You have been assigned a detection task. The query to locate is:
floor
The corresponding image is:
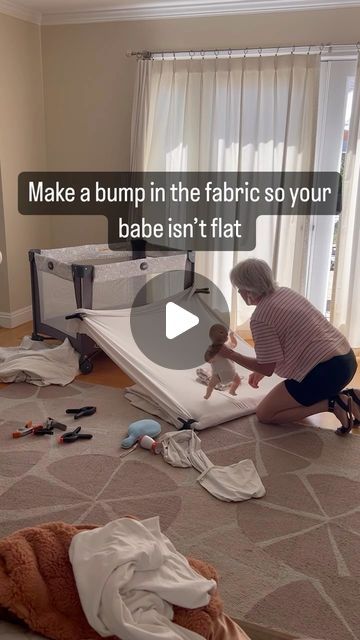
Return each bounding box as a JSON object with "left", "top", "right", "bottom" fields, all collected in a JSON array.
[
  {"left": 0, "top": 321, "right": 132, "bottom": 387},
  {"left": 1, "top": 321, "right": 359, "bottom": 640},
  {"left": 1, "top": 321, "right": 359, "bottom": 433}
]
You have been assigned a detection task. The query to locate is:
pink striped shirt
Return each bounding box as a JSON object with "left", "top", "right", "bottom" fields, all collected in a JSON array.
[{"left": 250, "top": 287, "right": 350, "bottom": 382}]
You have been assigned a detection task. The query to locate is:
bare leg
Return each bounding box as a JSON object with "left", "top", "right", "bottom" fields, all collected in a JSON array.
[
  {"left": 256, "top": 382, "right": 352, "bottom": 430},
  {"left": 229, "top": 374, "right": 241, "bottom": 396},
  {"left": 204, "top": 375, "right": 220, "bottom": 400}
]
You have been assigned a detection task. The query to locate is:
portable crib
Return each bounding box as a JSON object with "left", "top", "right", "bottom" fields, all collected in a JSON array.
[{"left": 29, "top": 244, "right": 195, "bottom": 373}]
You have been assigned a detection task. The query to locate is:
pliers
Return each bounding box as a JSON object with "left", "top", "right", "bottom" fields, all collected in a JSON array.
[
  {"left": 66, "top": 406, "right": 96, "bottom": 420},
  {"left": 46, "top": 417, "right": 67, "bottom": 431},
  {"left": 33, "top": 418, "right": 67, "bottom": 436},
  {"left": 58, "top": 426, "right": 93, "bottom": 444},
  {"left": 33, "top": 425, "right": 55, "bottom": 436}
]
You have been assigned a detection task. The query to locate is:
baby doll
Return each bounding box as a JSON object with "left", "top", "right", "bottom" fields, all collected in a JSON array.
[{"left": 204, "top": 324, "right": 241, "bottom": 400}]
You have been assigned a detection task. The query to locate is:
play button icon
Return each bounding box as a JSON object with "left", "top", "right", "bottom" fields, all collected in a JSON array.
[
  {"left": 130, "top": 270, "right": 230, "bottom": 370},
  {"left": 166, "top": 303, "right": 199, "bottom": 340}
]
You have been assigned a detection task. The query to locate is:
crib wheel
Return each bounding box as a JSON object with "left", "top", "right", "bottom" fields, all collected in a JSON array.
[{"left": 79, "top": 357, "right": 93, "bottom": 375}]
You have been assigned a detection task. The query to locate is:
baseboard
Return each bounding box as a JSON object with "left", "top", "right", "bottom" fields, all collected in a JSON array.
[{"left": 0, "top": 306, "right": 32, "bottom": 328}]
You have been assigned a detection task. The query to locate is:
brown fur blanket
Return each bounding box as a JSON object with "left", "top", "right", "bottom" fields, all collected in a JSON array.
[{"left": 0, "top": 521, "right": 223, "bottom": 640}]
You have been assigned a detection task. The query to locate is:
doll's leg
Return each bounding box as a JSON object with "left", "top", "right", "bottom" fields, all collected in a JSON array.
[
  {"left": 204, "top": 375, "right": 220, "bottom": 399},
  {"left": 229, "top": 374, "right": 241, "bottom": 396}
]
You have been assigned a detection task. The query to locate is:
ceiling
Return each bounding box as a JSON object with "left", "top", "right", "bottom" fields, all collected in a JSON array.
[{"left": 1, "top": 0, "right": 360, "bottom": 25}]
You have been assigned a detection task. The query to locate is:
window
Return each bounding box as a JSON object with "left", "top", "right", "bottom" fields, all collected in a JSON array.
[{"left": 306, "top": 59, "right": 357, "bottom": 316}]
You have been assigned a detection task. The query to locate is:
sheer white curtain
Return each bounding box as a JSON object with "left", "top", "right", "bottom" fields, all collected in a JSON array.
[
  {"left": 131, "top": 54, "right": 320, "bottom": 328},
  {"left": 331, "top": 56, "right": 360, "bottom": 348}
]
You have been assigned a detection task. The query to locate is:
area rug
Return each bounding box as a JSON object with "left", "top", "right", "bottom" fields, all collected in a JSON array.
[{"left": 1, "top": 381, "right": 360, "bottom": 640}]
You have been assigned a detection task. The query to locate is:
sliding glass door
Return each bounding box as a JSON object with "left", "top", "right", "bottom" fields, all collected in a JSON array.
[{"left": 306, "top": 58, "right": 357, "bottom": 316}]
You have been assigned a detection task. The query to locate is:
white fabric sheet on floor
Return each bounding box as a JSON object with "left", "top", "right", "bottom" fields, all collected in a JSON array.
[
  {"left": 75, "top": 287, "right": 281, "bottom": 430},
  {"left": 0, "top": 337, "right": 79, "bottom": 386},
  {"left": 69, "top": 516, "right": 215, "bottom": 640},
  {"left": 160, "top": 430, "right": 265, "bottom": 501}
]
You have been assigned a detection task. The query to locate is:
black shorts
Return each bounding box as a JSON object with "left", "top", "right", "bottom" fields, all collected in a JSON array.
[{"left": 284, "top": 350, "right": 358, "bottom": 407}]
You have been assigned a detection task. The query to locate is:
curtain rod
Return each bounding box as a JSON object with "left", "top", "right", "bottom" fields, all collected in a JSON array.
[{"left": 127, "top": 43, "right": 360, "bottom": 61}]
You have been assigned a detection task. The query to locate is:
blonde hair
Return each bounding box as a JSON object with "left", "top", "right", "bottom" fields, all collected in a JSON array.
[{"left": 230, "top": 259, "right": 277, "bottom": 297}]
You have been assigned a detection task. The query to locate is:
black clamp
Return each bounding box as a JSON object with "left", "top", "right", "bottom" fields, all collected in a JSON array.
[
  {"left": 65, "top": 312, "right": 85, "bottom": 321},
  {"left": 195, "top": 288, "right": 210, "bottom": 294},
  {"left": 177, "top": 418, "right": 197, "bottom": 430},
  {"left": 59, "top": 426, "right": 93, "bottom": 444},
  {"left": 66, "top": 406, "right": 97, "bottom": 419}
]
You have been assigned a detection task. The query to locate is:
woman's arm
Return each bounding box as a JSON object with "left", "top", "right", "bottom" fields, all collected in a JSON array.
[{"left": 219, "top": 346, "right": 275, "bottom": 377}]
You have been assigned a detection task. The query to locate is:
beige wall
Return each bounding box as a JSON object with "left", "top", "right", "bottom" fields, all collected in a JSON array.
[
  {"left": 41, "top": 6, "right": 360, "bottom": 247},
  {"left": 1, "top": 6, "right": 360, "bottom": 316},
  {"left": 0, "top": 12, "right": 51, "bottom": 316},
  {"left": 0, "top": 166, "right": 10, "bottom": 312}
]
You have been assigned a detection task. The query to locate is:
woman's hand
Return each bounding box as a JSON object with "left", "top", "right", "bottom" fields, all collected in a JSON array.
[
  {"left": 218, "top": 345, "right": 235, "bottom": 359},
  {"left": 248, "top": 372, "right": 265, "bottom": 388},
  {"left": 205, "top": 345, "right": 235, "bottom": 362}
]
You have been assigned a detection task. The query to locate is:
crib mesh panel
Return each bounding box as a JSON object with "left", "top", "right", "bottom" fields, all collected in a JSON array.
[
  {"left": 34, "top": 248, "right": 189, "bottom": 329},
  {"left": 37, "top": 267, "right": 78, "bottom": 336},
  {"left": 92, "top": 255, "right": 188, "bottom": 309}
]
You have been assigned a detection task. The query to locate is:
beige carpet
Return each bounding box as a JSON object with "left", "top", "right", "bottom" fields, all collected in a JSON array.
[{"left": 1, "top": 381, "right": 360, "bottom": 640}]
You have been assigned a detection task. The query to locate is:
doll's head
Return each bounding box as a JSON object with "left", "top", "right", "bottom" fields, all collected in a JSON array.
[{"left": 209, "top": 324, "right": 229, "bottom": 345}]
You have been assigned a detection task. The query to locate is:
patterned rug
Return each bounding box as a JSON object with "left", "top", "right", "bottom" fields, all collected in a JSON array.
[{"left": 1, "top": 381, "right": 360, "bottom": 640}]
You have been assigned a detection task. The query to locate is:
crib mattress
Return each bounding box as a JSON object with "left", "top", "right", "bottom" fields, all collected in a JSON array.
[{"left": 75, "top": 287, "right": 281, "bottom": 430}]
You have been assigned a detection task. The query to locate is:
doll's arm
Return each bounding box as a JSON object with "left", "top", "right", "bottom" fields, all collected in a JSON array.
[{"left": 228, "top": 331, "right": 237, "bottom": 349}]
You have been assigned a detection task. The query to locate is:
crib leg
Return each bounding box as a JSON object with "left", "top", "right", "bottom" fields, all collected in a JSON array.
[
  {"left": 31, "top": 333, "right": 44, "bottom": 341},
  {"left": 79, "top": 356, "right": 94, "bottom": 375}
]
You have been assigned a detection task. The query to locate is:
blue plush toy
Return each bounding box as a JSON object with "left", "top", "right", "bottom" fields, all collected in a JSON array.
[{"left": 121, "top": 419, "right": 161, "bottom": 449}]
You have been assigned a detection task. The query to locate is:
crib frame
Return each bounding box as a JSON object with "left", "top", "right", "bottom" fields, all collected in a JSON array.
[{"left": 29, "top": 243, "right": 195, "bottom": 373}]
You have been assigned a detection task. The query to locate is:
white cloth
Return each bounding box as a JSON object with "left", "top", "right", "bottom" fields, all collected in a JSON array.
[
  {"left": 160, "top": 430, "right": 265, "bottom": 502},
  {"left": 131, "top": 55, "right": 320, "bottom": 329},
  {"left": 331, "top": 55, "right": 360, "bottom": 347},
  {"left": 69, "top": 516, "right": 215, "bottom": 640},
  {"left": 0, "top": 337, "right": 79, "bottom": 386}
]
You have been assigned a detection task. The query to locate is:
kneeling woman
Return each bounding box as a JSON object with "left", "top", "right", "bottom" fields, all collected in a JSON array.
[{"left": 220, "top": 259, "right": 359, "bottom": 435}]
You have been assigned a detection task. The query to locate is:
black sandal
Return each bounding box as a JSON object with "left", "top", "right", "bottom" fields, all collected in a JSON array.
[
  {"left": 343, "top": 389, "right": 360, "bottom": 427},
  {"left": 328, "top": 395, "right": 354, "bottom": 436}
]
